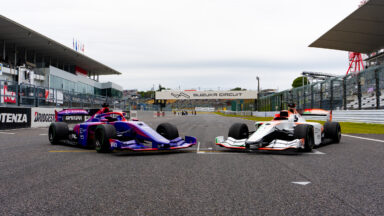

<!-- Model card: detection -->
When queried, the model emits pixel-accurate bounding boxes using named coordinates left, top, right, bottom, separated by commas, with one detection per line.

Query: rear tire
left=228, top=123, right=249, bottom=139
left=95, top=124, right=116, bottom=153
left=324, top=122, right=341, bottom=143
left=294, top=124, right=314, bottom=152
left=156, top=123, right=179, bottom=140
left=48, top=122, right=69, bottom=144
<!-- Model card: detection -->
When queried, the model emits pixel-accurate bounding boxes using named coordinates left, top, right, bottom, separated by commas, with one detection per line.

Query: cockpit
left=273, top=111, right=290, bottom=121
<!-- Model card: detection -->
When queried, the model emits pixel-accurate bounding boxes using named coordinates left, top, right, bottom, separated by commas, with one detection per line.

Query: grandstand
left=0, top=15, right=123, bottom=108
left=258, top=0, right=384, bottom=111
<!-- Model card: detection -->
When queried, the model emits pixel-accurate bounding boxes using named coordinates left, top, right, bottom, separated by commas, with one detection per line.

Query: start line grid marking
left=48, top=142, right=325, bottom=155
left=46, top=134, right=384, bottom=154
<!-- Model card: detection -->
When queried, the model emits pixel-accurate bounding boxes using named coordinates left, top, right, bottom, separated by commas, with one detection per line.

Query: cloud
left=0, top=0, right=358, bottom=92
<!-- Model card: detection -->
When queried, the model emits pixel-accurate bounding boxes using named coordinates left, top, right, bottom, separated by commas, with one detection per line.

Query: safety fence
left=0, top=80, right=128, bottom=110
left=258, top=65, right=384, bottom=111
left=219, top=110, right=384, bottom=124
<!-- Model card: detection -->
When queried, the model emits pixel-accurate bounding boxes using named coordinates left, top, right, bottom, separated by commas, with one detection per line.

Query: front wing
left=215, top=136, right=246, bottom=149
left=109, top=136, right=197, bottom=151
left=215, top=136, right=305, bottom=151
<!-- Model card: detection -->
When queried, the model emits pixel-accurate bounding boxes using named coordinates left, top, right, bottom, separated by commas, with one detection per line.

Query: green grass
left=214, top=112, right=272, bottom=121
left=214, top=112, right=384, bottom=134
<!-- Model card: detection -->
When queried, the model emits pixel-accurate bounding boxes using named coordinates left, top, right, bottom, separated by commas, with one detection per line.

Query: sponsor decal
left=0, top=107, right=31, bottom=129
left=59, top=109, right=88, bottom=115
left=1, top=85, right=17, bottom=104
left=111, top=141, right=117, bottom=148
left=34, top=112, right=55, bottom=123
left=65, top=115, right=84, bottom=121
left=0, top=113, right=27, bottom=123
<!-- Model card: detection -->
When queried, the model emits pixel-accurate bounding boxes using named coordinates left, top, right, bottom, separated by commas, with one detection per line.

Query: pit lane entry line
left=342, top=134, right=384, bottom=143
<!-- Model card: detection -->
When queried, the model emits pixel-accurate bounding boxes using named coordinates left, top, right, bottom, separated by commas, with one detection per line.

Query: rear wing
left=300, top=109, right=332, bottom=121
left=55, top=109, right=89, bottom=123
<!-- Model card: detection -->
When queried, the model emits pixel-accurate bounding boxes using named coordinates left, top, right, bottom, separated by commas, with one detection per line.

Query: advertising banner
left=1, top=85, right=17, bottom=104
left=0, top=107, right=31, bottom=129
left=31, top=107, right=58, bottom=128
left=45, top=89, right=63, bottom=105
left=156, top=90, right=258, bottom=100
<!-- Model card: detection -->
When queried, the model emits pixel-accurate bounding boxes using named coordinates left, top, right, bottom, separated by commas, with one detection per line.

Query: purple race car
left=48, top=105, right=197, bottom=153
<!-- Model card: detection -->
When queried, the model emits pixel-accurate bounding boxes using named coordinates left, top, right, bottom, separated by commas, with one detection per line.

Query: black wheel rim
left=95, top=139, right=101, bottom=150
left=95, top=133, right=102, bottom=150
left=307, top=131, right=314, bottom=149
left=241, top=129, right=248, bottom=139
left=49, top=127, right=54, bottom=142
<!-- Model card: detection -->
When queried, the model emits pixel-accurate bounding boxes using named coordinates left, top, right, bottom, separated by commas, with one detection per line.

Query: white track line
left=0, top=132, right=15, bottom=135
left=305, top=149, right=326, bottom=155
left=39, top=134, right=47, bottom=136
left=342, top=134, right=384, bottom=143
left=291, top=181, right=311, bottom=186
left=196, top=141, right=201, bottom=153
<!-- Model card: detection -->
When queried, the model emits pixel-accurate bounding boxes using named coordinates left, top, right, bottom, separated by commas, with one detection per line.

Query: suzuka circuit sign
left=156, top=90, right=258, bottom=100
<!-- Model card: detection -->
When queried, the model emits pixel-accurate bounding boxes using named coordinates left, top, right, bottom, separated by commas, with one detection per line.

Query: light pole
left=256, top=76, right=260, bottom=111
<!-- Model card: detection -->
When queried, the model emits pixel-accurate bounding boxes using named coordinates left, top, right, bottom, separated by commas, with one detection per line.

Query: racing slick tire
left=95, top=124, right=116, bottom=153
left=228, top=123, right=249, bottom=140
left=294, top=124, right=314, bottom=152
left=324, top=121, right=341, bottom=143
left=156, top=123, right=179, bottom=140
left=48, top=122, right=69, bottom=144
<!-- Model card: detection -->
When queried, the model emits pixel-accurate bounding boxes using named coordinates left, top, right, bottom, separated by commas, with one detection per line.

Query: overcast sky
left=0, top=0, right=359, bottom=91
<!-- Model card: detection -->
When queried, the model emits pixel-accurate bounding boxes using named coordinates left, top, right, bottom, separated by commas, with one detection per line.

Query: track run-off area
left=1, top=113, right=384, bottom=215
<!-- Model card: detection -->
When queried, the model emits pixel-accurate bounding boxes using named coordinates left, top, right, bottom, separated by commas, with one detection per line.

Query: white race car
left=215, top=105, right=341, bottom=152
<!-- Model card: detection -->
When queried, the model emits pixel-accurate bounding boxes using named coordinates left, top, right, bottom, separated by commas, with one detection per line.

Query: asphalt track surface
left=1, top=113, right=384, bottom=216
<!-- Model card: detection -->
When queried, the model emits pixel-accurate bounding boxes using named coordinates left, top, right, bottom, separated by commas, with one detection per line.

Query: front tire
left=294, top=124, right=314, bottom=152
left=324, top=122, right=341, bottom=143
left=48, top=122, right=69, bottom=144
left=95, top=124, right=116, bottom=153
left=156, top=123, right=179, bottom=140
left=228, top=123, right=249, bottom=139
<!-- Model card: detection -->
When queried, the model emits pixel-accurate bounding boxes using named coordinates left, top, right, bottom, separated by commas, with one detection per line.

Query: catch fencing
left=258, top=65, right=384, bottom=111
left=0, top=80, right=128, bottom=110
left=220, top=110, right=384, bottom=124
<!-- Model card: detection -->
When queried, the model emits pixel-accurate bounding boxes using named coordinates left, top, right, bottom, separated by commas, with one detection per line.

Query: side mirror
left=294, top=115, right=298, bottom=122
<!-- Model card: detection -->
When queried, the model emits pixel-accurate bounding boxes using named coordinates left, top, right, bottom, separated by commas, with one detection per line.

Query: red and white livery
left=216, top=105, right=341, bottom=152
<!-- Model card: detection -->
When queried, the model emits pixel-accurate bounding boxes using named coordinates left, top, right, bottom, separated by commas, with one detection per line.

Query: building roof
left=0, top=15, right=121, bottom=75
left=309, top=0, right=384, bottom=54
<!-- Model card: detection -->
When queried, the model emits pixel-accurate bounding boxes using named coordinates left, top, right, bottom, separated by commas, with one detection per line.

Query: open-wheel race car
left=48, top=105, right=197, bottom=153
left=215, top=105, right=341, bottom=152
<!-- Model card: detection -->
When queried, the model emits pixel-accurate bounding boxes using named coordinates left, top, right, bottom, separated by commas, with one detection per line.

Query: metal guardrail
left=220, top=111, right=254, bottom=116
left=324, top=110, right=384, bottom=124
